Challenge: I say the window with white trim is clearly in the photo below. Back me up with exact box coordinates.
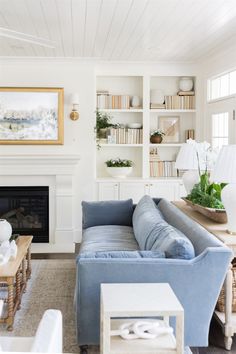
[212,112,229,149]
[208,69,236,101]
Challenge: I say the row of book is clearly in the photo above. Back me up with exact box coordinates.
[185,129,195,140]
[150,159,178,177]
[97,93,130,109]
[164,95,195,110]
[107,128,143,144]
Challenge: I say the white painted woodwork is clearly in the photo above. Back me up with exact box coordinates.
[97,179,183,202]
[100,283,184,354]
[0,154,80,253]
[98,182,119,200]
[1,0,236,61]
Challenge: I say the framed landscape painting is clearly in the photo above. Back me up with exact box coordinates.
[158,116,180,143]
[0,87,64,144]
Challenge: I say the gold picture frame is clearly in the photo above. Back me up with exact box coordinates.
[158,116,180,143]
[0,87,64,145]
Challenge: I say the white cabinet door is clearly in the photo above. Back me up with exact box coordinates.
[149,182,178,201]
[98,183,119,201]
[178,181,187,200]
[119,183,149,203]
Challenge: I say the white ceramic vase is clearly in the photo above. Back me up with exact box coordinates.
[131,96,140,108]
[107,167,133,178]
[179,77,193,92]
[0,219,12,243]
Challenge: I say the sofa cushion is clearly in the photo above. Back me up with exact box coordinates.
[80,225,139,254]
[78,250,165,259]
[133,195,195,259]
[82,199,133,229]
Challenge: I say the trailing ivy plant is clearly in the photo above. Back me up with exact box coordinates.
[186,172,227,209]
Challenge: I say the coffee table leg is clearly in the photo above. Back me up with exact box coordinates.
[7,277,14,331]
[22,258,27,292]
[16,269,21,309]
[26,246,32,279]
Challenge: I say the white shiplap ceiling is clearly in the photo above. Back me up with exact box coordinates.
[1,0,236,61]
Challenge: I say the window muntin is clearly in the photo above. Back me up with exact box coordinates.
[212,112,229,150]
[208,70,236,101]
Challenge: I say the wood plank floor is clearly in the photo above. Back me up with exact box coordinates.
[32,246,236,353]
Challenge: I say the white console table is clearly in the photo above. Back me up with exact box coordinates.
[100,283,184,354]
[173,201,235,350]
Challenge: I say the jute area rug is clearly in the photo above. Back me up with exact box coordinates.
[0,259,98,354]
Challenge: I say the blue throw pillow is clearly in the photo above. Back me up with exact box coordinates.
[133,195,195,260]
[78,250,165,259]
[82,199,133,229]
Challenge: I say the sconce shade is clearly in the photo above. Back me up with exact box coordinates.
[175,143,198,170]
[71,93,79,105]
[212,145,236,183]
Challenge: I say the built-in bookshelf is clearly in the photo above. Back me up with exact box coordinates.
[96,75,196,180]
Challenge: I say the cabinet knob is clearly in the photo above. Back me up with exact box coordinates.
[150,184,153,186]
[145,184,149,187]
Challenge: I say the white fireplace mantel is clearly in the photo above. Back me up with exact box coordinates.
[0,154,80,253]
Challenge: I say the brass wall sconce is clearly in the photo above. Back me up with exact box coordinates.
[70,93,79,120]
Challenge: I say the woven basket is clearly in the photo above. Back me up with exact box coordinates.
[216,260,236,312]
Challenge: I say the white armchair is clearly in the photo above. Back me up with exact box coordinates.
[0,309,63,353]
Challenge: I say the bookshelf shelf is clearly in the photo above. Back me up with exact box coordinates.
[149,143,183,147]
[99,144,143,147]
[99,109,143,113]
[149,109,196,113]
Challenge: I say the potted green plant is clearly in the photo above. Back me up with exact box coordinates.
[150,129,165,144]
[96,110,114,139]
[105,158,133,178]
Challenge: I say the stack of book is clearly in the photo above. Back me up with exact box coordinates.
[150,103,165,109]
[107,128,143,144]
[149,149,177,177]
[97,92,130,109]
[164,95,195,109]
[185,129,195,140]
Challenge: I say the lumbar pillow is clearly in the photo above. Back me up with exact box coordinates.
[82,199,133,229]
[133,195,195,259]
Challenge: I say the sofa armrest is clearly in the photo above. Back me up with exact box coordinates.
[31,309,63,353]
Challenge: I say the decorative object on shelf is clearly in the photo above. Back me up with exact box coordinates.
[150,129,165,144]
[105,158,133,178]
[110,320,173,340]
[158,116,180,143]
[179,77,194,92]
[70,93,79,121]
[0,87,64,145]
[131,95,141,108]
[182,198,227,223]
[212,145,236,234]
[0,219,12,243]
[96,110,114,139]
[127,123,142,129]
[150,89,164,104]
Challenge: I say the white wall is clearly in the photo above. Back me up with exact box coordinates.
[0,58,199,241]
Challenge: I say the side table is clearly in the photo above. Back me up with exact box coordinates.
[173,201,235,350]
[0,235,33,330]
[100,283,184,354]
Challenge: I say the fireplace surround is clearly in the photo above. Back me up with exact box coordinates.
[0,155,80,253]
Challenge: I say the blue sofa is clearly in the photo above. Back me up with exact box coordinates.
[75,196,232,348]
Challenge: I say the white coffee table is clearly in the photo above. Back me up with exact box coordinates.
[100,283,184,354]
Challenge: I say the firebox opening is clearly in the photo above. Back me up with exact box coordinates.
[0,186,49,243]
